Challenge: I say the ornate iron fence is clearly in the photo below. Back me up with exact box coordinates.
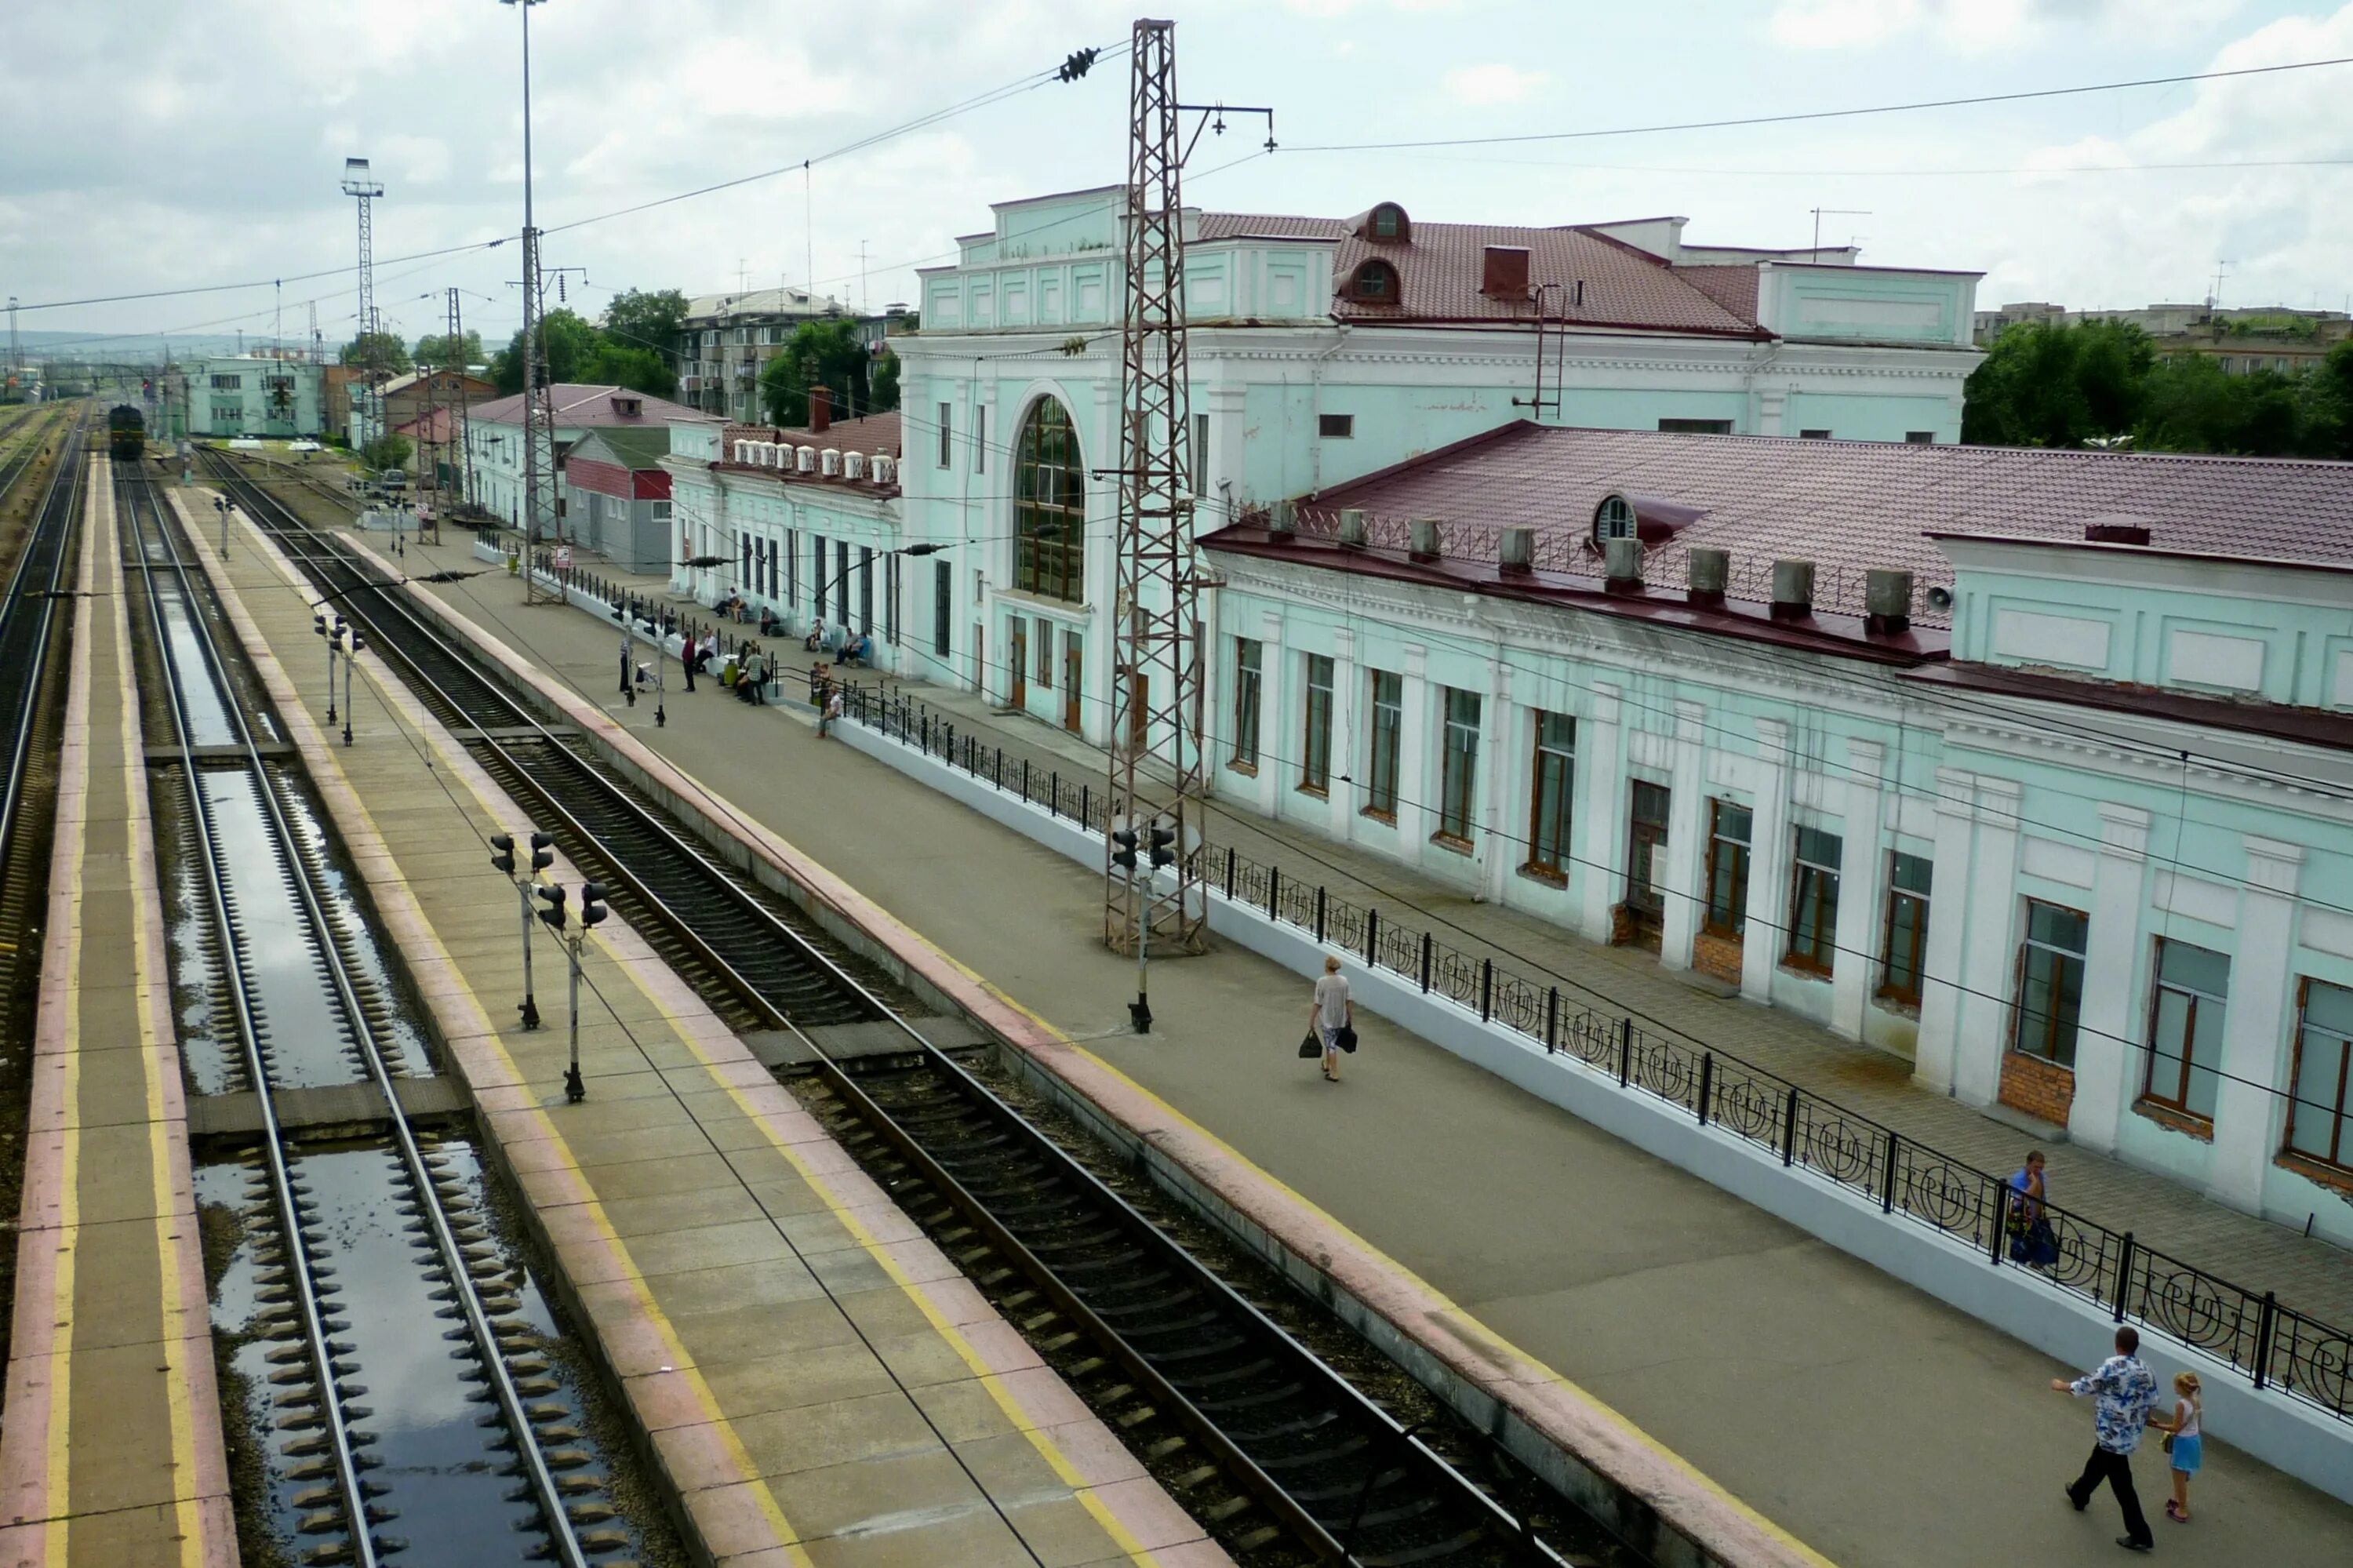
[832,681,2351,1424]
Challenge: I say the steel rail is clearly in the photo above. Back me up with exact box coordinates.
[125,466,593,1568]
[0,407,88,910]
[118,462,381,1568]
[208,456,1574,1566]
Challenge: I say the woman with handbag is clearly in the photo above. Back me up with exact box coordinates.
[1308,955,1354,1083]
[2006,1150,2060,1269]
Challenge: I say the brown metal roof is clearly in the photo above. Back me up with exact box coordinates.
[1195,210,1766,337]
[1280,421,2353,624]
[469,384,712,429]
[720,410,900,456]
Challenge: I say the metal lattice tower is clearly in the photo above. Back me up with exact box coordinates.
[340,158,384,449]
[1104,19,1206,956]
[444,287,475,526]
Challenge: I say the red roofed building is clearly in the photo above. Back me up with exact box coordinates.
[463,382,714,533]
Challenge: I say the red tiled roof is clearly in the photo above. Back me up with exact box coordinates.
[1260,421,2353,624]
[771,409,901,453]
[470,383,712,429]
[1674,264,1761,322]
[393,407,452,444]
[1195,211,1765,337]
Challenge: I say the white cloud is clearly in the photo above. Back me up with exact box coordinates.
[1442,63,1549,105]
[1769,0,2244,53]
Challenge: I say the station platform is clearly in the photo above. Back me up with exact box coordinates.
[180,497,1224,1568]
[0,463,235,1567]
[372,531,2353,1568]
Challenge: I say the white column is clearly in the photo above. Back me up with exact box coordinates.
[2206,836,2304,1213]
[1481,658,1516,903]
[1253,609,1286,817]
[1395,643,1431,847]
[2068,803,2152,1155]
[1915,769,1977,1093]
[1659,700,1708,972]
[1329,627,1358,837]
[1204,384,1246,514]
[1831,738,1886,1042]
[1579,682,1625,944]
[1951,777,2024,1109]
[1740,717,1794,1003]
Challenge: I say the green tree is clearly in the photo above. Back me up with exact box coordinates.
[2299,338,2353,460]
[600,288,691,363]
[869,347,902,414]
[412,329,484,369]
[580,340,678,400]
[1961,318,2151,448]
[488,308,602,395]
[2136,358,2319,457]
[339,330,413,375]
[758,318,871,426]
[361,433,413,472]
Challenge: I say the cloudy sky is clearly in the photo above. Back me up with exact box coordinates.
[6,0,2351,355]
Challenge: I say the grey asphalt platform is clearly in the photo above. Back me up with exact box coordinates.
[380,533,2352,1568]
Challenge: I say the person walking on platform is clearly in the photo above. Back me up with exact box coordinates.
[1309,955,1353,1083]
[2053,1325,2159,1552]
[681,632,696,693]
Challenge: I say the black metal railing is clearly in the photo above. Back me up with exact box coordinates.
[827,677,2353,1427]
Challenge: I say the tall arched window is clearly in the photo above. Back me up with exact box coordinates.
[1015,398,1085,601]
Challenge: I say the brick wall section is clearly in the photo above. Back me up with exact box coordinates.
[1998,1051,2075,1125]
[1693,931,1745,988]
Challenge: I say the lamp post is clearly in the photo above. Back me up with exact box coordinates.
[489,829,552,1029]
[339,624,363,746]
[312,612,339,723]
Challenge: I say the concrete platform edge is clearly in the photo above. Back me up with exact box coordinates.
[422,548,1836,1568]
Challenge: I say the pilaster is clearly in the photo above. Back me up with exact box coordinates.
[1952,775,2024,1108]
[2068,803,2152,1155]
[1329,626,1358,835]
[1660,700,1708,971]
[1831,738,1886,1042]
[2206,836,2304,1213]
[1396,642,1430,846]
[1578,682,1625,944]
[1740,716,1793,1002]
[1915,769,1976,1093]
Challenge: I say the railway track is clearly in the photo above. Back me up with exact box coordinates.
[202,452,1633,1568]
[118,464,625,1568]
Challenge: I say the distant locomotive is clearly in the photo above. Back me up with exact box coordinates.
[107,404,146,460]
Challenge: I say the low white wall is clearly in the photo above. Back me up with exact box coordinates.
[830,710,2353,1508]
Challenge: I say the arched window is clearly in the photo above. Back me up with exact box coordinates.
[1351,260,1398,302]
[1015,398,1085,601]
[1593,493,1636,544]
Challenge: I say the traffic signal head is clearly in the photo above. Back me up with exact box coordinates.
[579,882,608,928]
[1110,827,1139,871]
[489,832,515,874]
[1148,824,1176,870]
[534,882,568,930]
[529,831,555,874]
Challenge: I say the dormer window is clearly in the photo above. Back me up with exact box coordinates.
[1593,493,1636,544]
[1368,202,1409,242]
[1349,260,1399,303]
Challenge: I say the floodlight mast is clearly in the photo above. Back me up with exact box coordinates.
[340,158,385,456]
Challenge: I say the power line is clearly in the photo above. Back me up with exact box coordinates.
[1282,54,2353,154]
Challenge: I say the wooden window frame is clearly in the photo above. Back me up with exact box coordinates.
[1702,800,1751,940]
[2141,937,2230,1121]
[1878,852,1931,1006]
[1231,637,1262,769]
[1524,711,1575,880]
[2013,899,2089,1068]
[1436,687,1481,845]
[2285,977,2353,1171]
[1365,669,1401,820]
[1300,653,1333,795]
[1784,826,1842,975]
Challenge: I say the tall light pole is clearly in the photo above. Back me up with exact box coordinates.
[505,0,562,606]
[340,158,384,452]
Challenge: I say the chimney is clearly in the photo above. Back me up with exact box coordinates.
[1337,508,1369,548]
[1481,245,1531,299]
[1686,547,1729,607]
[810,384,832,433]
[1408,518,1442,562]
[1265,500,1296,541]
[1603,537,1644,594]
[1769,558,1816,620]
[1498,526,1533,575]
[1865,569,1914,635]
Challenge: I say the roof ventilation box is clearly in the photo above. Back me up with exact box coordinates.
[1481,246,1531,299]
[1408,518,1442,562]
[796,445,816,472]
[843,451,867,481]
[1266,500,1297,540]
[1337,508,1369,548]
[1865,569,1913,635]
[871,453,896,486]
[1498,525,1533,574]
[1686,547,1729,607]
[1602,537,1644,594]
[1770,558,1816,620]
[820,447,842,477]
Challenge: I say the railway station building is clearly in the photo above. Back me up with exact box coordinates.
[180,353,324,439]
[465,382,709,534]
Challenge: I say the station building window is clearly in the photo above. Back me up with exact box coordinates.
[1704,802,1752,938]
[2143,939,2229,1122]
[2286,979,2353,1170]
[1366,670,1402,819]
[1786,827,1842,973]
[1300,653,1333,794]
[1436,688,1481,846]
[2013,900,2089,1067]
[1014,398,1085,602]
[1231,637,1262,769]
[1879,853,1932,1006]
[1525,711,1575,880]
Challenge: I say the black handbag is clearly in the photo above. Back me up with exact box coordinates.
[1335,1025,1358,1054]
[1298,1032,1321,1059]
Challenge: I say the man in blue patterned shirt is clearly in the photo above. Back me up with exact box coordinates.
[2051,1325,2159,1551]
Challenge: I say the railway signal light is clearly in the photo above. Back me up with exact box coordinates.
[1148,824,1176,871]
[489,832,515,874]
[579,882,608,929]
[534,882,567,930]
[1111,827,1139,871]
[529,831,554,874]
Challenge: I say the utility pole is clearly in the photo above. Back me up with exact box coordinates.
[446,286,475,526]
[342,156,384,452]
[1102,19,1273,967]
[9,296,20,384]
[506,0,563,605]
[307,300,322,366]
